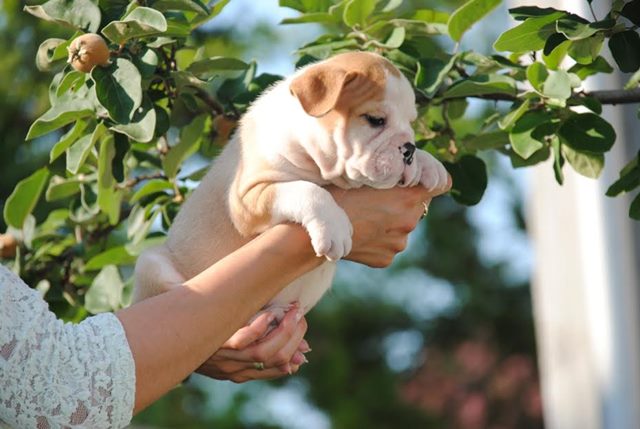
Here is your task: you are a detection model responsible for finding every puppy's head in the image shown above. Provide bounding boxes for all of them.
[290,51,417,188]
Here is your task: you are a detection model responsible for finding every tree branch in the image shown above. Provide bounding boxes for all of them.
[418,88,640,105]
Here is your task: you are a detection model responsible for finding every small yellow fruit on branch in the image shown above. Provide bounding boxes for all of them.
[67,33,110,73]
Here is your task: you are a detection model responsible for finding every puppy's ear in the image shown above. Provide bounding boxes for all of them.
[290,64,356,117]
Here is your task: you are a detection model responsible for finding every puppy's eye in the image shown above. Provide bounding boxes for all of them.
[363,114,386,128]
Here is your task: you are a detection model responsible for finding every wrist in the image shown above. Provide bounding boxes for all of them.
[260,224,323,271]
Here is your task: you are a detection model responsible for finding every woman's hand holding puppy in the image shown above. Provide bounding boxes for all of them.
[197,184,448,383]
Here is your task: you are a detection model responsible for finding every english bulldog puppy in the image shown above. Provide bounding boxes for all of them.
[133,51,450,321]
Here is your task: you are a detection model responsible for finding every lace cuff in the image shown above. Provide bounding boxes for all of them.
[0,265,136,428]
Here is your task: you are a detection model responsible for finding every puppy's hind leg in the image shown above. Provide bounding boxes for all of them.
[132,246,186,303]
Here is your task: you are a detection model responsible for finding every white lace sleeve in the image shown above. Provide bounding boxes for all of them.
[0,264,136,429]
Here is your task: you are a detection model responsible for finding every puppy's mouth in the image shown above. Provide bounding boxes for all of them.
[345,144,406,188]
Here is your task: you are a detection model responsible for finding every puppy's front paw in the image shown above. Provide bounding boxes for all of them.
[305,208,353,261]
[415,151,450,193]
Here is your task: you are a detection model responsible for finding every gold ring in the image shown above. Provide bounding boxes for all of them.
[421,201,429,219]
[253,361,265,371]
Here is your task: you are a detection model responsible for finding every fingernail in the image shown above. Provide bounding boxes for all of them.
[266,313,276,324]
[286,363,292,375]
[295,309,304,322]
[299,340,311,353]
[291,352,305,366]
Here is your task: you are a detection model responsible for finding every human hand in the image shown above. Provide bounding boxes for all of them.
[196,304,311,382]
[329,183,450,268]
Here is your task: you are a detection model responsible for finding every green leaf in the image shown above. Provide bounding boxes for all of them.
[45,175,84,201]
[609,30,640,73]
[97,135,122,225]
[556,14,597,41]
[343,0,378,28]
[56,70,86,98]
[606,154,640,196]
[510,145,550,168]
[26,99,94,140]
[91,58,143,123]
[412,9,450,23]
[621,0,640,26]
[498,99,531,130]
[448,0,501,42]
[382,0,402,12]
[187,56,249,79]
[443,155,487,206]
[526,62,548,92]
[630,193,640,220]
[568,33,604,65]
[542,36,570,70]
[494,12,565,52]
[101,7,168,44]
[568,56,613,79]
[190,0,231,28]
[151,0,209,15]
[36,38,66,71]
[446,99,468,119]
[85,265,124,313]
[3,168,50,229]
[562,144,604,178]
[67,123,105,174]
[111,97,156,143]
[508,111,551,159]
[24,0,101,32]
[50,120,89,162]
[414,55,457,97]
[443,74,516,99]
[85,246,136,270]
[508,6,561,21]
[383,26,405,49]
[543,70,572,100]
[133,47,159,79]
[568,95,602,114]
[163,114,206,178]
[543,32,568,55]
[462,130,509,150]
[558,113,616,153]
[551,136,564,184]
[281,12,335,24]
[625,68,640,89]
[130,179,174,203]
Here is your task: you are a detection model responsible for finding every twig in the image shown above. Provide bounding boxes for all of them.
[118,172,167,189]
[417,88,640,105]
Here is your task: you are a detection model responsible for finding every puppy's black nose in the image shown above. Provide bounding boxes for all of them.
[401,142,416,165]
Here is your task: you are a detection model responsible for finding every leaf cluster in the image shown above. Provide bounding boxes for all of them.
[4,0,640,317]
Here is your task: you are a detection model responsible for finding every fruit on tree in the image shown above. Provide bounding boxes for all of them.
[67,33,110,73]
[0,234,17,259]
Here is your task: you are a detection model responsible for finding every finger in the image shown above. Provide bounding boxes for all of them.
[298,339,312,353]
[222,311,276,350]
[235,307,303,364]
[272,318,309,371]
[227,361,304,383]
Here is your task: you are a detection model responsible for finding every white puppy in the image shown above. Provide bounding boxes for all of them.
[133,51,450,320]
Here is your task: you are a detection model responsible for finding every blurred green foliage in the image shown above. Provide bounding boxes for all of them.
[15,0,640,426]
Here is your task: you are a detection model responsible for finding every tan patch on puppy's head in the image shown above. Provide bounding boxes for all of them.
[290,51,401,118]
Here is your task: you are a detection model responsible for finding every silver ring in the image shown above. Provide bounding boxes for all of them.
[253,361,265,371]
[421,201,429,219]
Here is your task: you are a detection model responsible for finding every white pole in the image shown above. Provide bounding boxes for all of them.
[507,0,640,428]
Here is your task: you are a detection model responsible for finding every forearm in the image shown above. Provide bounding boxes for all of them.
[116,224,321,414]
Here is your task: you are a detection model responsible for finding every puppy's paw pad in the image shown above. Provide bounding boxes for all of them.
[306,213,352,261]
